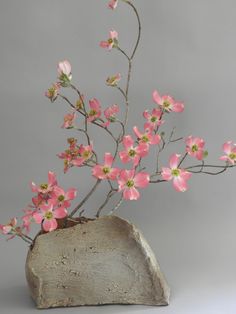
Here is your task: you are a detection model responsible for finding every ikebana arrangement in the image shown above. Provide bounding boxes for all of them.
[1,0,235,308]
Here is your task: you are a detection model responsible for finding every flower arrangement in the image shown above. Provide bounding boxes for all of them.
[1,0,236,245]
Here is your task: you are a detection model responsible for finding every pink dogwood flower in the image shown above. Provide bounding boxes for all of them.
[185,136,205,160]
[31,171,57,195]
[118,169,150,200]
[133,126,161,145]
[33,204,68,232]
[51,186,77,208]
[62,112,77,129]
[106,73,121,86]
[72,144,94,167]
[153,90,184,113]
[161,154,192,192]
[103,104,119,127]
[143,108,163,130]
[220,141,236,164]
[119,135,149,166]
[22,210,35,233]
[0,218,17,235]
[92,153,120,180]
[88,98,101,122]
[100,30,118,50]
[57,60,72,85]
[108,0,118,9]
[45,83,61,102]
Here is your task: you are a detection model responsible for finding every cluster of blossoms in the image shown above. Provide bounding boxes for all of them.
[1,0,235,243]
[0,172,77,240]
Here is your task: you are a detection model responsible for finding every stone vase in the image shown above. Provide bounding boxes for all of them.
[25,215,170,309]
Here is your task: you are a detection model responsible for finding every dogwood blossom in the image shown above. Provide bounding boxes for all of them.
[88,98,101,122]
[62,112,77,129]
[119,135,149,166]
[108,0,118,10]
[33,204,68,232]
[100,30,118,50]
[162,154,192,192]
[133,126,161,146]
[31,171,57,195]
[185,136,205,160]
[118,169,150,200]
[143,108,163,130]
[57,60,72,86]
[106,73,121,86]
[92,153,120,180]
[103,104,119,127]
[153,90,184,113]
[220,141,236,164]
[45,83,60,102]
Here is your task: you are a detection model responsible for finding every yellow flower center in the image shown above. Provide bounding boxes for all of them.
[40,183,48,190]
[58,195,65,202]
[103,167,110,174]
[89,109,97,117]
[141,135,149,143]
[229,153,236,160]
[108,38,113,44]
[128,149,136,157]
[83,151,91,159]
[171,169,180,177]
[163,100,170,108]
[126,180,134,188]
[45,211,53,220]
[191,144,198,152]
[151,116,157,123]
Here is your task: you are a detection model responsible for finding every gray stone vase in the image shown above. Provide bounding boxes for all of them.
[25,215,170,308]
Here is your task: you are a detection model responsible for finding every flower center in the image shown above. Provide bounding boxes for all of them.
[229,152,236,160]
[108,38,113,44]
[126,180,134,188]
[141,135,149,143]
[45,211,53,220]
[83,151,91,159]
[163,100,170,108]
[191,144,198,152]
[151,116,157,123]
[171,168,180,177]
[103,167,110,174]
[128,149,136,157]
[40,183,48,190]
[58,195,65,202]
[89,109,97,117]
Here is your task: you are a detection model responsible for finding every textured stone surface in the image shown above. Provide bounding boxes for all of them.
[25,215,170,308]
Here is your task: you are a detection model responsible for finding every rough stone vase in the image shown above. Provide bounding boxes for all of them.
[25,215,170,309]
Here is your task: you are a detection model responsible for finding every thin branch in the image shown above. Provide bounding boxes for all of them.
[69,179,101,218]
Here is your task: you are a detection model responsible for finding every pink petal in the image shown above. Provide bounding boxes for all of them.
[100,41,109,48]
[43,219,58,232]
[161,167,172,181]
[152,90,162,105]
[65,188,77,200]
[104,152,114,167]
[89,98,101,111]
[223,141,232,154]
[110,30,118,40]
[119,151,130,163]
[133,126,142,139]
[173,176,188,192]
[123,187,140,200]
[33,212,44,224]
[108,168,120,180]
[151,134,161,145]
[48,171,57,186]
[123,135,134,149]
[173,102,184,112]
[169,154,181,169]
[53,207,68,219]
[134,172,150,188]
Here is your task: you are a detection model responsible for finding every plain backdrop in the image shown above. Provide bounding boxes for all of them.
[0,1,236,313]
